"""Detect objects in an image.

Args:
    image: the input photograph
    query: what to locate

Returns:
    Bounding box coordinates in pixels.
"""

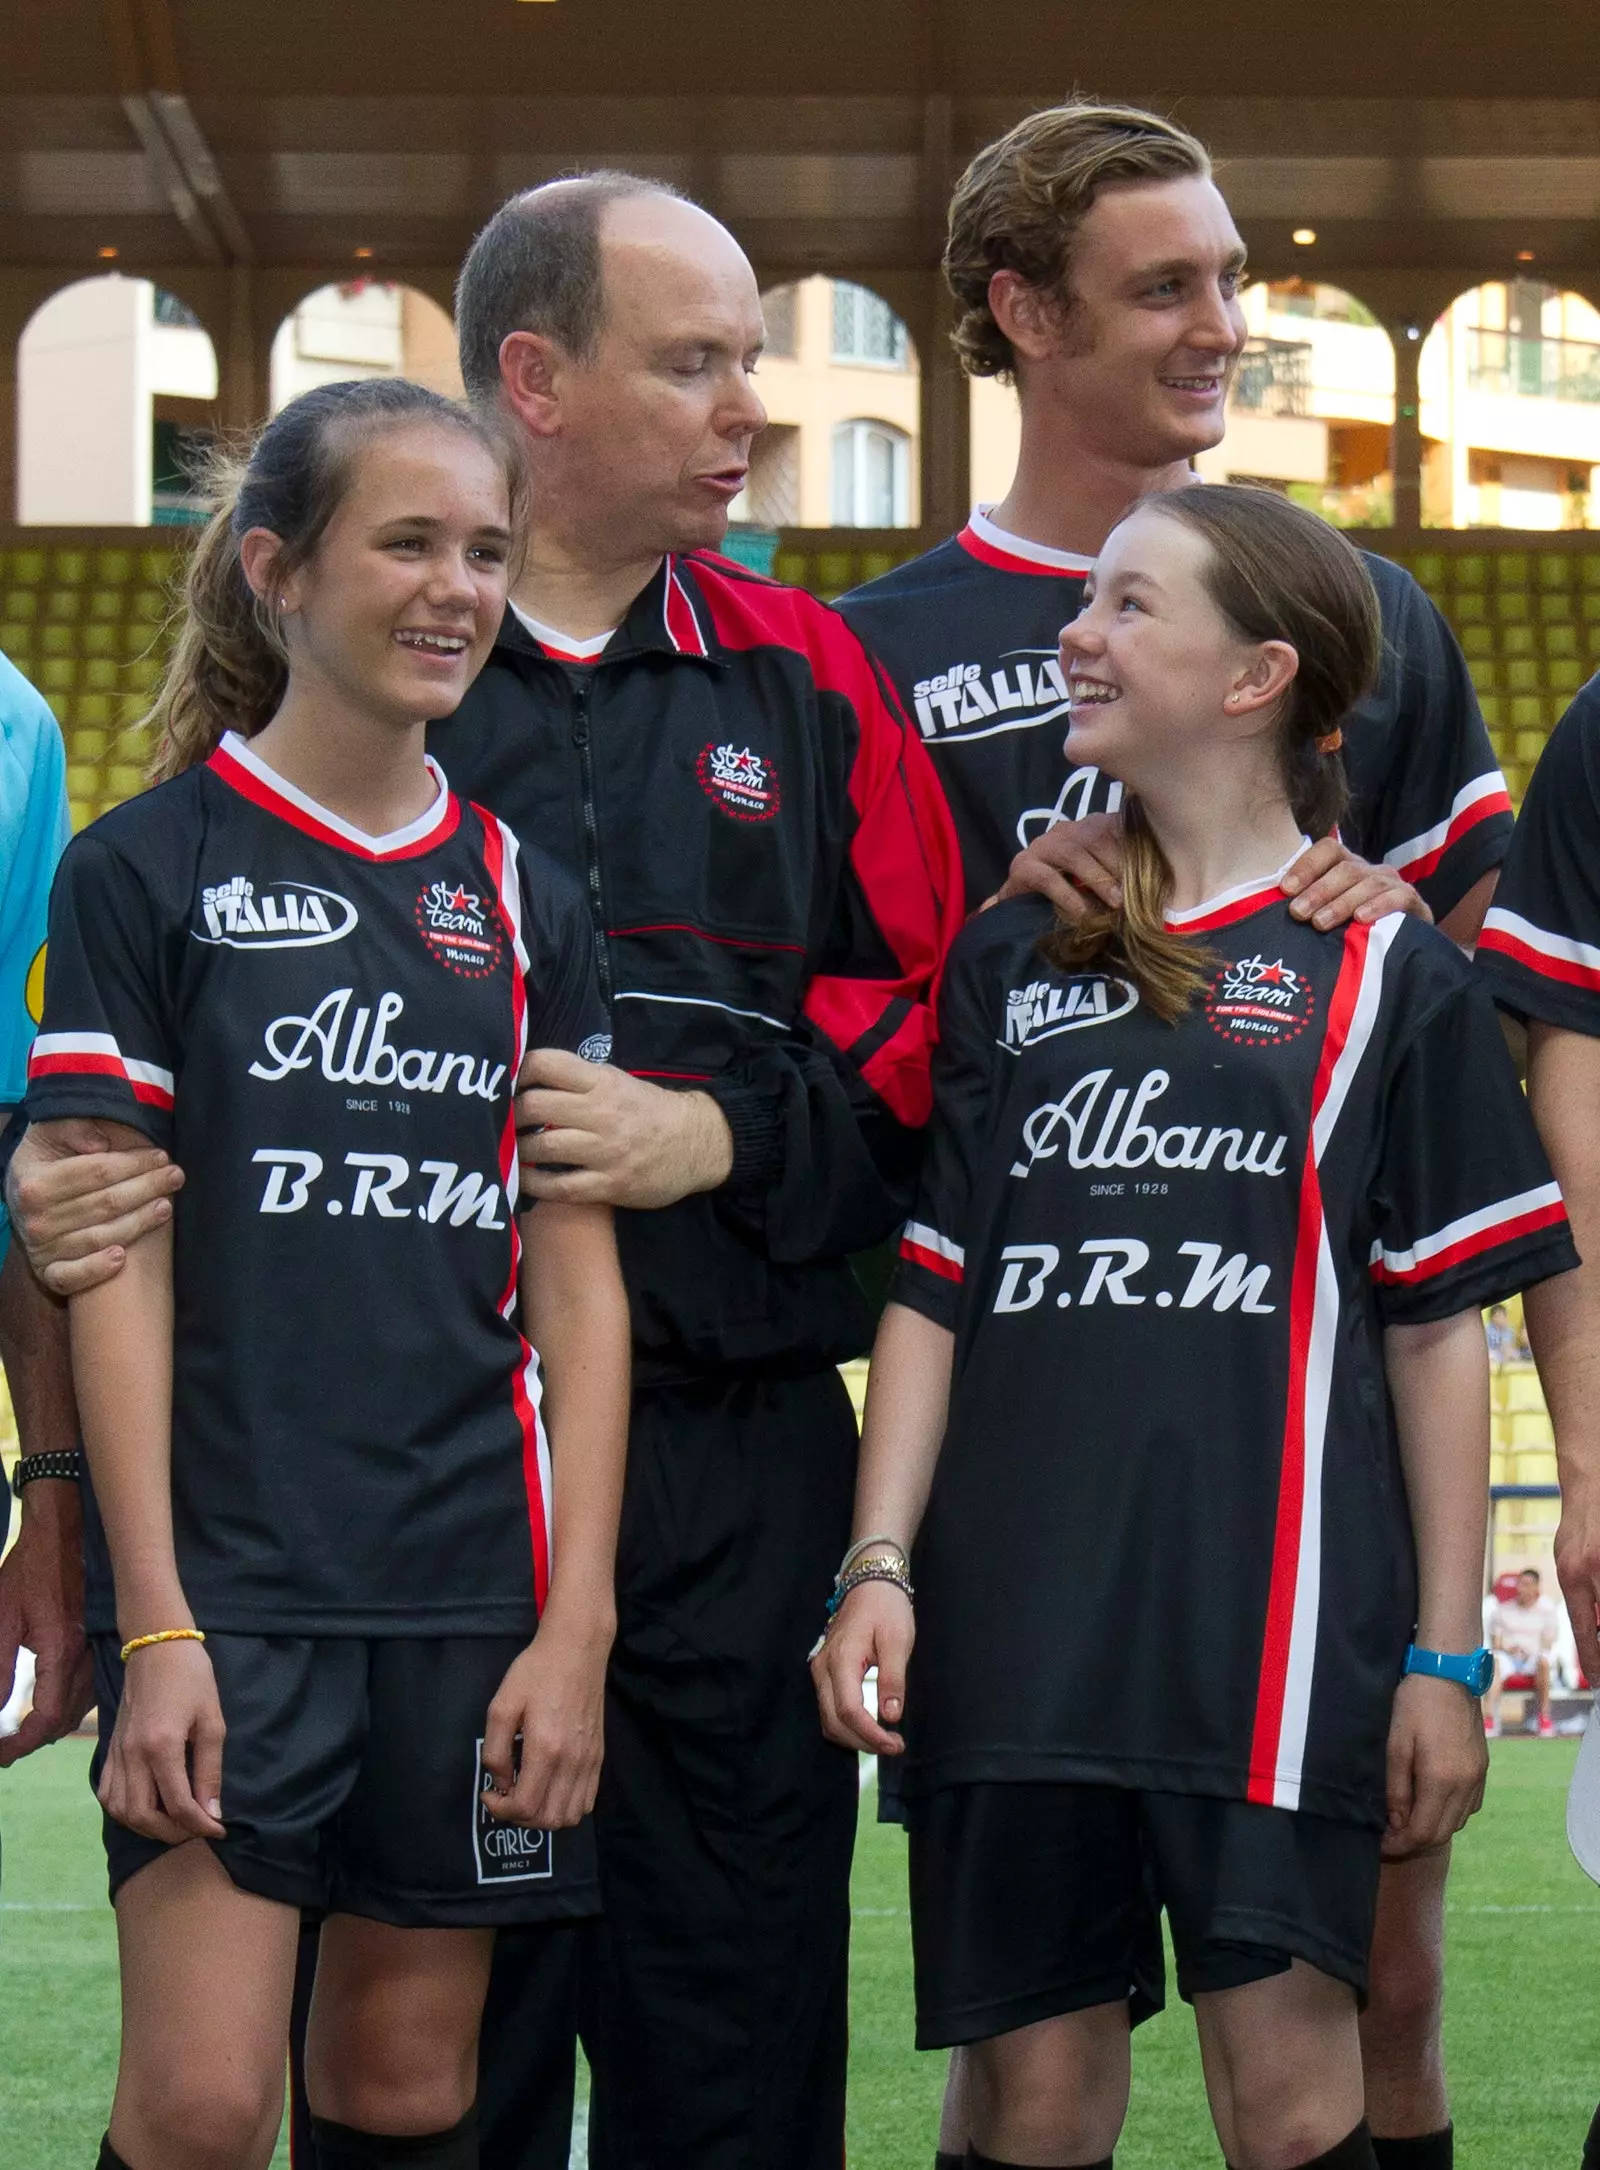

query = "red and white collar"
[209,731,459,861]
[509,602,614,665]
[1164,841,1312,935]
[958,505,1096,578]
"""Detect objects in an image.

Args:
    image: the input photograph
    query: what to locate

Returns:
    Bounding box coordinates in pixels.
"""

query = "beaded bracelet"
[825,1558,914,1618]
[120,1628,207,1663]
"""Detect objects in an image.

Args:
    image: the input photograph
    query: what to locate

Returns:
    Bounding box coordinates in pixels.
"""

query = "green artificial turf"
[2,1738,1595,2167]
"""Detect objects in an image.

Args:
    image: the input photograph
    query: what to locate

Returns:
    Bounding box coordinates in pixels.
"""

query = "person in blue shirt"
[0,651,94,1767]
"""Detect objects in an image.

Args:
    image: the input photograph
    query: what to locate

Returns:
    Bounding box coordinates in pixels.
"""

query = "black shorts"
[91,1633,601,1928]
[907,1782,1382,2049]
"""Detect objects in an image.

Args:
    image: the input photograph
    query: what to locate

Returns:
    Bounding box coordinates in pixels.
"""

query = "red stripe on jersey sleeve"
[898,1234,964,1282]
[689,556,964,1129]
[1370,1199,1570,1285]
[1477,923,1600,993]
[1390,784,1513,883]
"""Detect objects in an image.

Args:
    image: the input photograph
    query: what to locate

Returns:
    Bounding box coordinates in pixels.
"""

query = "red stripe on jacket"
[687,555,964,1129]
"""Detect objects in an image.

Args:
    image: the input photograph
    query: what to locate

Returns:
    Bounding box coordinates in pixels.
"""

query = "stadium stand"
[4,528,1600,834]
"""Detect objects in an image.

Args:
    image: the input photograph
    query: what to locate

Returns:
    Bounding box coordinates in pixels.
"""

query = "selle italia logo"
[911,648,1071,741]
[195,876,357,950]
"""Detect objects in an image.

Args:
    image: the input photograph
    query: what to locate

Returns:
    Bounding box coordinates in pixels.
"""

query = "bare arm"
[0,1237,93,1763]
[1523,1021,1600,1680]
[1437,867,1499,950]
[5,1118,183,1297]
[57,1118,223,1842]
[481,1198,631,1830]
[812,1301,953,1756]
[1381,1309,1492,1854]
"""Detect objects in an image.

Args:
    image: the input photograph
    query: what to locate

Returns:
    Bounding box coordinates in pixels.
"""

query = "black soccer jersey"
[891,871,1574,1825]
[26,733,608,1637]
[1476,675,1600,1034]
[840,507,1514,918]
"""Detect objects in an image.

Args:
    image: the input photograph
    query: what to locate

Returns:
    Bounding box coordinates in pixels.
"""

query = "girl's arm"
[1382,1309,1492,1854]
[54,1118,224,1843]
[812,1300,954,1758]
[481,1197,630,1831]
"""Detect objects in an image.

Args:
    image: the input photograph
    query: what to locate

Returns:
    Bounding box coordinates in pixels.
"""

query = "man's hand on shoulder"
[0,1479,94,1766]
[7,1120,183,1297]
[991,811,1124,918]
[516,1049,734,1210]
[992,817,1430,932]
[1278,836,1430,930]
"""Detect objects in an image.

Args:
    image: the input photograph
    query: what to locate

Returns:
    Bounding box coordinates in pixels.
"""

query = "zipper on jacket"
[569,676,612,1002]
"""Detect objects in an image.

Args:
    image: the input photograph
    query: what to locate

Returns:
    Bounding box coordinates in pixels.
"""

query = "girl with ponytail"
[27,379,630,2170]
[814,487,1576,2170]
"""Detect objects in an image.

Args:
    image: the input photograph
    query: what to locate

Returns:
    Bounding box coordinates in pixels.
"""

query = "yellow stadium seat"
[1508,1409,1555,1449]
[1512,1449,1560,1487]
[1507,658,1539,692]
[1546,624,1580,657]
[1496,554,1531,587]
[1502,1366,1547,1411]
[1539,555,1573,590]
[1496,592,1531,623]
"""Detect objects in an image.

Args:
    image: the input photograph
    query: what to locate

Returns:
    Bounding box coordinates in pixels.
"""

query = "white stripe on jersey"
[28,1031,176,1099]
[1273,913,1403,1812]
[1369,1180,1564,1278]
[1480,906,1600,978]
[1381,771,1509,874]
[902,1221,964,1266]
[493,818,532,979]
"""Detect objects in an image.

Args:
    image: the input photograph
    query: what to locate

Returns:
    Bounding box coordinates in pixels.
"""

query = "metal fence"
[1466,329,1600,403]
[1230,337,1313,417]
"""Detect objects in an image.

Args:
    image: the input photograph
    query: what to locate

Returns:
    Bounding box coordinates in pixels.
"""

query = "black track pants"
[579,1369,860,2170]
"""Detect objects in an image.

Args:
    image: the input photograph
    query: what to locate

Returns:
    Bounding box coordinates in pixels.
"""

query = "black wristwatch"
[10,1448,85,1497]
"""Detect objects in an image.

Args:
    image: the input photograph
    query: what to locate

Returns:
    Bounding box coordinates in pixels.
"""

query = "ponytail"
[146,377,522,784]
[1042,483,1381,1024]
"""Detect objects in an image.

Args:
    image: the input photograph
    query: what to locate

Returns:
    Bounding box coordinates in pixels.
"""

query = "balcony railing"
[1466,329,1600,404]
[1230,338,1313,418]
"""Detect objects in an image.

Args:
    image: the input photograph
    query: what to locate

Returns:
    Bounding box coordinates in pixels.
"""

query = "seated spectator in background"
[1485,1569,1560,1738]
[1484,1304,1529,1365]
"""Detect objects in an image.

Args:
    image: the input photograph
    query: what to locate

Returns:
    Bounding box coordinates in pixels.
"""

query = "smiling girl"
[813,486,1576,2170]
[25,378,630,2170]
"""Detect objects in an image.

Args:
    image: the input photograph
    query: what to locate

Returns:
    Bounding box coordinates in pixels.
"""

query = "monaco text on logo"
[249,989,507,1100]
[1003,975,1138,1051]
[196,876,357,950]
[911,649,1070,741]
[696,741,781,822]
[1009,1068,1289,1181]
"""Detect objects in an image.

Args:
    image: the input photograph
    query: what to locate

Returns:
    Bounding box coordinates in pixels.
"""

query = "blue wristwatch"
[1403,1643,1494,1697]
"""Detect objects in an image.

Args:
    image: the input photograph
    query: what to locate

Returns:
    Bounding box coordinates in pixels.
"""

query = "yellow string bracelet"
[120,1628,207,1662]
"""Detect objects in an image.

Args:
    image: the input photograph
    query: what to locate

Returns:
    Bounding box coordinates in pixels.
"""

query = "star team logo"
[696,741,781,823]
[415,878,504,979]
[1204,954,1315,1048]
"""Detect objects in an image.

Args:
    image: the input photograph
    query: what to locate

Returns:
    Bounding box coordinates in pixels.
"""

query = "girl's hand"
[481,1618,610,1831]
[1382,1673,1488,1858]
[99,1639,226,1843]
[812,1580,915,1756]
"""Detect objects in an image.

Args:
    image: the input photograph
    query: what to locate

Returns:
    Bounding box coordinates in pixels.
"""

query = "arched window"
[1420,282,1600,528]
[1194,279,1395,529]
[17,276,218,525]
[831,420,911,528]
[831,282,911,368]
[270,281,460,413]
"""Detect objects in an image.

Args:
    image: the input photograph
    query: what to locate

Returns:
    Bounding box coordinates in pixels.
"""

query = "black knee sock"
[1583,2101,1600,2170]
[1291,2121,1379,2170]
[96,2140,135,2170]
[310,2109,478,2169]
[1371,2128,1453,2170]
[937,2154,966,2169]
[965,2150,1113,2170]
